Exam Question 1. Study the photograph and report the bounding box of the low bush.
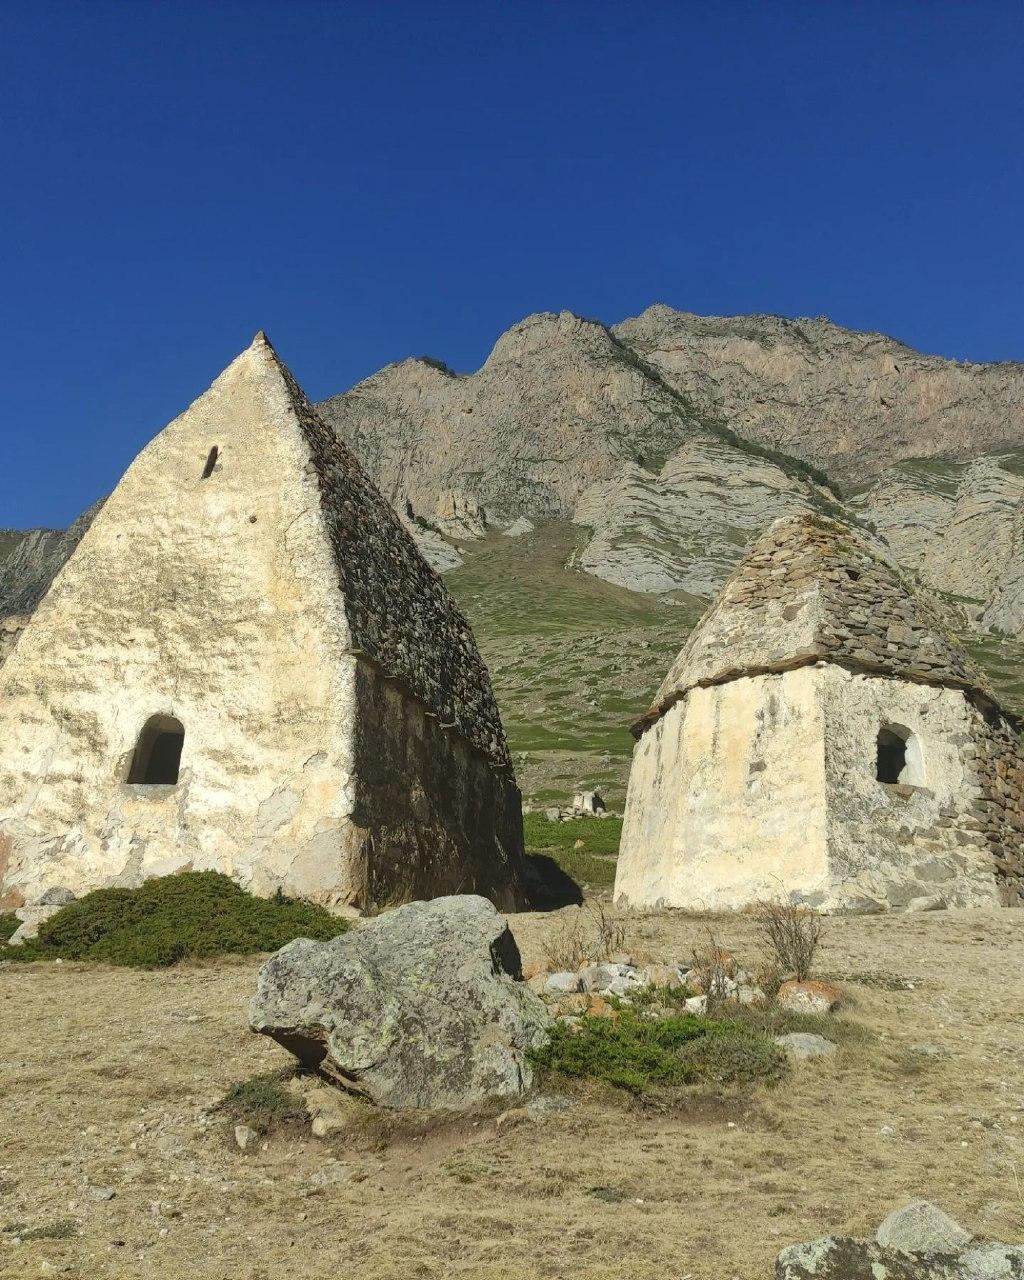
[0,871,348,967]
[530,1008,786,1094]
[0,914,18,943]
[217,1068,308,1137]
[753,898,823,982]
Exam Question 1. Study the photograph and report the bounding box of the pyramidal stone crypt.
[0,338,1022,917]
[0,335,526,912]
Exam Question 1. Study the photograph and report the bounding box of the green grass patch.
[0,871,348,967]
[217,1068,308,1137]
[523,812,621,888]
[530,1008,786,1094]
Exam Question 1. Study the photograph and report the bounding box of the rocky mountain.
[0,501,103,617]
[614,305,1024,483]
[320,306,1024,636]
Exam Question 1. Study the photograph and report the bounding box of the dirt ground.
[2,904,1023,1280]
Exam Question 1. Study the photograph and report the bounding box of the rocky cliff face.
[0,501,103,617]
[614,305,1024,484]
[319,306,1024,637]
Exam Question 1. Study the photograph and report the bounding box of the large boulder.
[249,895,552,1111]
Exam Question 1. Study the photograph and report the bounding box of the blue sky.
[2,1,1022,528]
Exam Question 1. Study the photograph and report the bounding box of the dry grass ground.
[2,905,1024,1280]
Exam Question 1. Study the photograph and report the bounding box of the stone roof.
[634,513,999,737]
[261,335,513,772]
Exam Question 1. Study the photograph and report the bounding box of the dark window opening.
[875,722,924,786]
[202,446,219,479]
[127,715,185,785]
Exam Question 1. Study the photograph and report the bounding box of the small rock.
[684,995,707,1016]
[875,1200,972,1254]
[777,979,842,1014]
[234,1125,258,1152]
[89,1186,116,1201]
[35,886,76,907]
[526,1094,575,1118]
[774,1033,837,1060]
[906,895,946,912]
[737,985,766,1005]
[544,808,561,822]
[609,952,634,968]
[909,1042,950,1060]
[546,971,584,994]
[580,963,646,996]
[641,964,685,990]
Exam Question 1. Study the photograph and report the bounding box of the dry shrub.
[542,903,629,971]
[588,901,628,957]
[690,929,736,1003]
[542,910,590,971]
[753,897,822,982]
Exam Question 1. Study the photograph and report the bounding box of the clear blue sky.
[2,1,1022,529]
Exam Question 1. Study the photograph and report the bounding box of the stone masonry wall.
[973,706,1024,904]
[641,514,994,733]
[272,343,512,774]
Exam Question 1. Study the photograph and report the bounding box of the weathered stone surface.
[774,1033,838,1060]
[876,1201,972,1255]
[0,335,525,912]
[776,1236,955,1278]
[616,305,1024,486]
[616,515,1024,913]
[778,980,843,1015]
[250,896,552,1111]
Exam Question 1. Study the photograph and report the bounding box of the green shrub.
[217,1068,308,1136]
[0,914,18,943]
[530,1009,786,1094]
[0,871,347,967]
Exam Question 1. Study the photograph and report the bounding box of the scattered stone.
[545,971,583,994]
[876,1201,972,1254]
[777,979,843,1015]
[502,517,535,538]
[906,895,946,912]
[777,1204,1017,1279]
[573,789,606,815]
[544,807,561,822]
[909,1042,951,1060]
[641,964,686,989]
[35,886,76,906]
[250,895,552,1111]
[774,1033,838,1061]
[684,995,707,1016]
[234,1124,258,1152]
[89,1186,115,1202]
[579,962,646,997]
